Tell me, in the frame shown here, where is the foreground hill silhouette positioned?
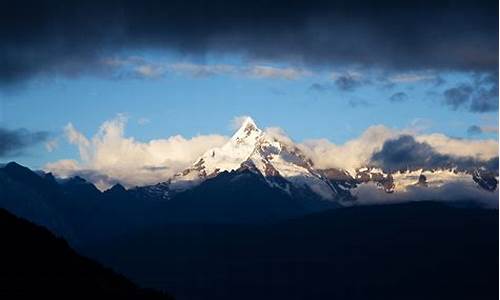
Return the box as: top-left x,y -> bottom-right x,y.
0,208 -> 172,299
87,202 -> 498,300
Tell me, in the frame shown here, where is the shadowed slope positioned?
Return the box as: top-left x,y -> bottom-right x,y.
0,208 -> 173,299
89,202 -> 498,300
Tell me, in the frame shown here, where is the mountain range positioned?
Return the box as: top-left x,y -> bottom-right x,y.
120,116 -> 498,224
0,117 -> 497,244
140,117 -> 498,201
0,118 -> 498,299
1,163 -> 497,299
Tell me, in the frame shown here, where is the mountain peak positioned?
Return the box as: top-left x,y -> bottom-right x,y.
240,116 -> 257,128
105,183 -> 127,194
171,116 -> 339,200
231,116 -> 261,141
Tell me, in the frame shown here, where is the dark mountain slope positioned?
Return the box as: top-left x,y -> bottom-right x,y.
88,201 -> 498,300
0,162 -> 75,238
0,162 -> 160,244
0,163 -> 336,243
159,169 -> 337,224
0,208 -> 172,299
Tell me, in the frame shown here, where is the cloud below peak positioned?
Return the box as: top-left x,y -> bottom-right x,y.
45,115 -> 499,189
46,115 -> 228,190
371,135 -> 497,172
299,126 -> 498,172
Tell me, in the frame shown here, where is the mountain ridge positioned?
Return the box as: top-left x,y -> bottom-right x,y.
138,117 -> 497,202
169,116 -> 341,200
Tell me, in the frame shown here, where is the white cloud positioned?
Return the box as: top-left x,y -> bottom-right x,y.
230,115 -> 253,130
102,56 -> 167,79
65,122 -> 91,161
244,65 -> 312,80
352,181 -> 498,208
134,64 -> 165,78
298,125 -> 395,172
45,159 -> 80,174
388,72 -> 436,83
265,127 -> 301,147
298,125 -> 498,171
170,63 -> 312,80
169,63 -> 236,77
102,56 -> 314,80
416,133 -> 498,161
479,126 -> 499,133
166,61 -> 317,80
46,115 -> 228,190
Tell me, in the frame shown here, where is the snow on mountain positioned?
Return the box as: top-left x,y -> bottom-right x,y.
171,117 -> 338,199
391,169 -> 472,192
353,167 -> 395,192
174,117 -> 263,181
136,117 -> 497,202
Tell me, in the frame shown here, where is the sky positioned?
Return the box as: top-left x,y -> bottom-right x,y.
0,0 -> 498,187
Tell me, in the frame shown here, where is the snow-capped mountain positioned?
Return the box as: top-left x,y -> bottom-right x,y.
322,166 -> 498,195
171,117 -> 339,200
135,117 -> 497,203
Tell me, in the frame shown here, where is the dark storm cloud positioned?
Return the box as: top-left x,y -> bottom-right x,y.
371,135 -> 498,172
0,128 -> 49,157
442,72 -> 498,112
389,92 -> 408,102
0,0 -> 498,87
